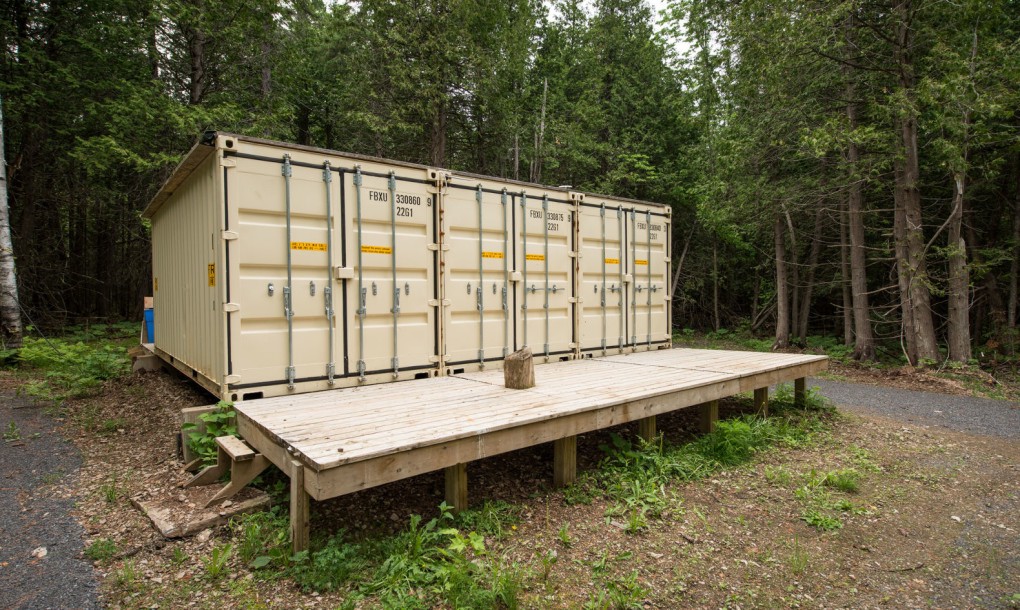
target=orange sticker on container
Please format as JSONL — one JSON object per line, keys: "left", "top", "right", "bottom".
{"left": 207, "top": 264, "right": 216, "bottom": 287}
{"left": 361, "top": 245, "right": 392, "bottom": 255}
{"left": 635, "top": 259, "right": 648, "bottom": 266}
{"left": 482, "top": 251, "right": 504, "bottom": 259}
{"left": 525, "top": 254, "right": 545, "bottom": 261}
{"left": 291, "top": 241, "right": 327, "bottom": 251}
{"left": 605, "top": 258, "right": 620, "bottom": 265}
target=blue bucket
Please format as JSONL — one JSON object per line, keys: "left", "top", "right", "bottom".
{"left": 144, "top": 309, "right": 155, "bottom": 342}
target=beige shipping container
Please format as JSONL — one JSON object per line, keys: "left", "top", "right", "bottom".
{"left": 145, "top": 133, "right": 441, "bottom": 401}
{"left": 145, "top": 133, "right": 670, "bottom": 401}
{"left": 576, "top": 195, "right": 672, "bottom": 356}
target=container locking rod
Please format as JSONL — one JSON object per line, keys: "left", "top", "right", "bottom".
{"left": 282, "top": 154, "right": 295, "bottom": 388}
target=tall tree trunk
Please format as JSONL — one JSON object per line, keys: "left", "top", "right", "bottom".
{"left": 946, "top": 25, "right": 978, "bottom": 362}
{"left": 947, "top": 174, "right": 971, "bottom": 361}
{"left": 669, "top": 221, "right": 696, "bottom": 300}
{"left": 429, "top": 99, "right": 447, "bottom": 167}
{"left": 1009, "top": 160, "right": 1020, "bottom": 329}
{"left": 844, "top": 12, "right": 875, "bottom": 360}
{"left": 895, "top": 0, "right": 940, "bottom": 363}
{"left": 531, "top": 79, "right": 547, "bottom": 183}
{"left": 0, "top": 95, "right": 23, "bottom": 348}
{"left": 783, "top": 208, "right": 800, "bottom": 345}
{"left": 188, "top": 25, "right": 207, "bottom": 105}
{"left": 893, "top": 163, "right": 918, "bottom": 364}
{"left": 797, "top": 204, "right": 824, "bottom": 341}
{"left": 712, "top": 240, "right": 720, "bottom": 332}
{"left": 774, "top": 215, "right": 790, "bottom": 349}
{"left": 839, "top": 197, "right": 853, "bottom": 345}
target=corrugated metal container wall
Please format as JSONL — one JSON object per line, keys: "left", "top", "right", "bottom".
{"left": 515, "top": 190, "right": 575, "bottom": 362}
{"left": 149, "top": 151, "right": 226, "bottom": 395}
{"left": 145, "top": 133, "right": 670, "bottom": 401}
{"left": 441, "top": 176, "right": 515, "bottom": 371}
{"left": 223, "top": 137, "right": 439, "bottom": 399}
{"left": 577, "top": 196, "right": 672, "bottom": 356}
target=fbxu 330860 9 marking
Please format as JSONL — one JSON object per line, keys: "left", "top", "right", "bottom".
{"left": 369, "top": 190, "right": 428, "bottom": 218}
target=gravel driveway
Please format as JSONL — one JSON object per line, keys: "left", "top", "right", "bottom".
{"left": 810, "top": 377, "right": 1020, "bottom": 439}
{"left": 0, "top": 392, "right": 99, "bottom": 610}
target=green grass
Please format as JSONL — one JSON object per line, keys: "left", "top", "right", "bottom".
{"left": 14, "top": 335, "right": 130, "bottom": 404}
{"left": 84, "top": 538, "right": 118, "bottom": 562}
{"left": 579, "top": 387, "right": 834, "bottom": 528}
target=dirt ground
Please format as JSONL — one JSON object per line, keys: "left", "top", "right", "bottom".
{"left": 3, "top": 365, "right": 1019, "bottom": 609}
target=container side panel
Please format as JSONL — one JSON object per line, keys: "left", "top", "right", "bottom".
{"left": 151, "top": 155, "right": 224, "bottom": 385}
{"left": 443, "top": 181, "right": 514, "bottom": 366}
{"left": 343, "top": 169, "right": 436, "bottom": 376}
{"left": 629, "top": 206, "right": 670, "bottom": 349}
{"left": 578, "top": 202, "right": 627, "bottom": 353}
{"left": 233, "top": 157, "right": 334, "bottom": 385}
{"left": 514, "top": 194, "right": 574, "bottom": 360}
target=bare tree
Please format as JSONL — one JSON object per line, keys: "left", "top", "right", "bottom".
{"left": 0, "top": 94, "right": 23, "bottom": 349}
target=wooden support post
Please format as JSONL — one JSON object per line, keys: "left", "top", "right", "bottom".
{"left": 553, "top": 436, "right": 577, "bottom": 488}
{"left": 700, "top": 400, "right": 719, "bottom": 434}
{"left": 754, "top": 387, "right": 769, "bottom": 417}
{"left": 504, "top": 347, "right": 535, "bottom": 389}
{"left": 795, "top": 377, "right": 806, "bottom": 408}
{"left": 445, "top": 463, "right": 468, "bottom": 513}
{"left": 637, "top": 416, "right": 656, "bottom": 442}
{"left": 289, "top": 460, "right": 310, "bottom": 554}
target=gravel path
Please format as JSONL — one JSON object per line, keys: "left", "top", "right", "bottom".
{"left": 0, "top": 392, "right": 99, "bottom": 610}
{"left": 809, "top": 377, "right": 1020, "bottom": 439}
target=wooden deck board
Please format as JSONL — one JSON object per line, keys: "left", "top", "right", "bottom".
{"left": 235, "top": 348, "right": 827, "bottom": 474}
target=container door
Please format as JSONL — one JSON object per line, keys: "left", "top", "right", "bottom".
{"left": 578, "top": 201, "right": 627, "bottom": 355}
{"left": 232, "top": 155, "right": 336, "bottom": 389}
{"left": 629, "top": 207, "right": 670, "bottom": 348}
{"left": 342, "top": 167, "right": 437, "bottom": 379}
{"left": 514, "top": 193, "right": 574, "bottom": 360}
{"left": 443, "top": 182, "right": 513, "bottom": 369}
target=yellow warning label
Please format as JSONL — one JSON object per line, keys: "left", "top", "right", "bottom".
{"left": 635, "top": 259, "right": 648, "bottom": 266}
{"left": 482, "top": 251, "right": 504, "bottom": 259}
{"left": 291, "top": 241, "right": 327, "bottom": 252}
{"left": 605, "top": 258, "right": 620, "bottom": 265}
{"left": 525, "top": 253, "right": 545, "bottom": 261}
{"left": 207, "top": 264, "right": 216, "bottom": 287}
{"left": 361, "top": 245, "right": 393, "bottom": 255}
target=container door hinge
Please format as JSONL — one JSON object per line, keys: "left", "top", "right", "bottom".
{"left": 568, "top": 192, "right": 585, "bottom": 203}
{"left": 219, "top": 157, "right": 237, "bottom": 168}
{"left": 220, "top": 231, "right": 239, "bottom": 241}
{"left": 224, "top": 374, "right": 242, "bottom": 385}
{"left": 429, "top": 355, "right": 441, "bottom": 363}
{"left": 223, "top": 303, "right": 240, "bottom": 312}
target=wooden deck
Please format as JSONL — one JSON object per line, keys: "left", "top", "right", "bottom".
{"left": 234, "top": 348, "right": 828, "bottom": 550}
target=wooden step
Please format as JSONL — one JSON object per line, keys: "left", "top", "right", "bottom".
{"left": 216, "top": 435, "right": 255, "bottom": 462}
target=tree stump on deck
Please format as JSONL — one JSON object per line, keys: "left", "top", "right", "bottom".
{"left": 504, "top": 347, "right": 535, "bottom": 389}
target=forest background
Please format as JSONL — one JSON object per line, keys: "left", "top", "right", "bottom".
{"left": 1, "top": 0, "right": 1018, "bottom": 366}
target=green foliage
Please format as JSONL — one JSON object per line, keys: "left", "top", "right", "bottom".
{"left": 801, "top": 509, "right": 843, "bottom": 532}
{"left": 182, "top": 402, "right": 237, "bottom": 466}
{"left": 3, "top": 422, "right": 20, "bottom": 442}
{"left": 821, "top": 469, "right": 861, "bottom": 494}
{"left": 15, "top": 337, "right": 128, "bottom": 403}
{"left": 285, "top": 503, "right": 520, "bottom": 608}
{"left": 230, "top": 506, "right": 290, "bottom": 570}
{"left": 84, "top": 538, "right": 118, "bottom": 562}
{"left": 203, "top": 544, "right": 233, "bottom": 580}
{"left": 588, "top": 401, "right": 833, "bottom": 531}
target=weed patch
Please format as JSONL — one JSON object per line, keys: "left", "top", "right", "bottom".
{"left": 14, "top": 336, "right": 128, "bottom": 403}
{"left": 84, "top": 538, "right": 118, "bottom": 562}
{"left": 182, "top": 401, "right": 237, "bottom": 466}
